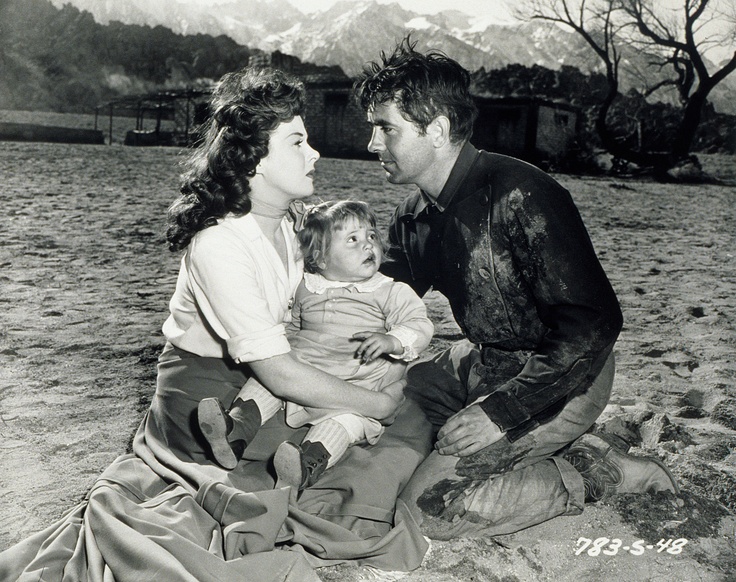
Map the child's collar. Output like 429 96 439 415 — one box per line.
303 271 392 294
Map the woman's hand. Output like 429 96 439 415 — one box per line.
377 378 406 425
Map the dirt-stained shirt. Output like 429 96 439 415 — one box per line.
162 213 303 363
382 142 623 441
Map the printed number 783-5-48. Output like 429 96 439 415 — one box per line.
575 537 688 556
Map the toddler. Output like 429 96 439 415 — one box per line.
198 200 433 494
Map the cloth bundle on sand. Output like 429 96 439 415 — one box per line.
0 364 433 582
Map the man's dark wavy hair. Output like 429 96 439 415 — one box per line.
353 36 477 143
166 67 306 251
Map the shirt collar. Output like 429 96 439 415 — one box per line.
303 271 393 294
416 141 480 216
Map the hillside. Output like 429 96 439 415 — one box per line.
0 0 343 112
45 0 736 116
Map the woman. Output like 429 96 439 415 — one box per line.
153 67 404 470
0 68 432 581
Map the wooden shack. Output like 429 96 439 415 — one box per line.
471 97 579 166
303 76 372 159
95 89 210 146
303 78 579 164
102 76 579 165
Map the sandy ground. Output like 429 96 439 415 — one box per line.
1 132 735 581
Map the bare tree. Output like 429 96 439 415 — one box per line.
519 0 736 176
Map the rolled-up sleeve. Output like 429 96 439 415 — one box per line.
226 324 290 364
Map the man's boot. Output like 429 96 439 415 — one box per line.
198 397 261 470
564 433 679 502
273 440 331 495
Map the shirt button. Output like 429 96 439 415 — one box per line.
479 268 491 280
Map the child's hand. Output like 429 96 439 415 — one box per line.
352 332 402 364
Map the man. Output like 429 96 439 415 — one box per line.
354 38 679 539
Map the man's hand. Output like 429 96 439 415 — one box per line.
352 331 402 363
435 404 505 456
377 378 406 425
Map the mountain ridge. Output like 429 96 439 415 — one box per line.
44 0 736 114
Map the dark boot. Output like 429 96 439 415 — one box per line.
274 440 331 494
564 433 679 502
198 397 261 470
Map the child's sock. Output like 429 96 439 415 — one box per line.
304 419 351 468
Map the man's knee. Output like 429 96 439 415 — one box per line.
405 343 481 427
402 455 583 539
400 451 463 512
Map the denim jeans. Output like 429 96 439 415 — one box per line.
400 340 614 539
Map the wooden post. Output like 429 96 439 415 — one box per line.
185 93 191 145
108 104 113 145
156 94 163 134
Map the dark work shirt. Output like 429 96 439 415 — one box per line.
382 142 623 440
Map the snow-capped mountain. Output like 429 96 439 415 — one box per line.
47 0 734 113
48 0 305 45
260 1 600 77
46 0 595 76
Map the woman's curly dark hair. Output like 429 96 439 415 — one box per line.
166 67 306 251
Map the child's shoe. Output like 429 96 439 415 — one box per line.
274 440 331 495
198 397 260 469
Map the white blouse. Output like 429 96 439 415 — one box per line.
162 213 303 363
